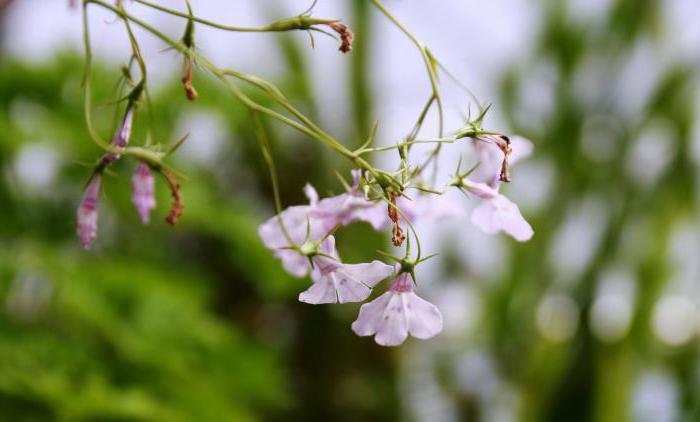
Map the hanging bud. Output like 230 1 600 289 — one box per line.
76 175 102 249
328 22 353 53
131 163 156 224
181 2 198 101
387 192 405 247
182 57 198 101
101 105 135 167
163 171 184 226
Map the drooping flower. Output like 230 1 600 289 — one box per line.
472 135 533 187
258 204 329 277
462 180 533 241
352 272 443 346
76 175 102 249
131 162 156 224
299 237 394 304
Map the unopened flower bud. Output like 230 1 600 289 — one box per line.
76 175 101 249
102 106 135 166
132 163 156 224
387 192 405 246
182 58 198 102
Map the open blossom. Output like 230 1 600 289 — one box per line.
131 162 156 224
258 204 329 277
463 180 533 241
394 192 465 225
299 237 394 304
76 175 101 249
352 272 443 346
306 170 386 231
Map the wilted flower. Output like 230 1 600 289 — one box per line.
352 272 443 346
131 162 156 224
328 22 353 53
299 237 394 304
463 180 533 241
76 175 102 249
472 135 533 187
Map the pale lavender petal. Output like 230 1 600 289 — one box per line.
471 195 533 241
405 292 443 339
258 205 325 249
397 193 465 223
351 292 392 336
471 136 504 184
76 176 101 249
277 250 310 278
462 180 499 200
350 169 362 189
299 273 339 304
303 183 319 206
131 163 156 224
341 261 394 288
333 272 372 303
373 294 410 346
510 135 534 164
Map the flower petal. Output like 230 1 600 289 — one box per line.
277 250 310 278
351 292 392 336
471 195 533 241
341 261 394 288
299 274 339 304
405 292 443 339
303 183 319 206
373 294 410 346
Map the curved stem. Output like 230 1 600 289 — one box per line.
81 1 109 150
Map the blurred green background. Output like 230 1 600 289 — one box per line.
0 0 699 421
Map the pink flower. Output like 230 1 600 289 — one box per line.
258 204 329 277
76 175 101 249
351 272 443 346
394 192 465 225
307 170 386 230
472 135 533 187
131 163 156 224
299 237 394 304
463 180 533 241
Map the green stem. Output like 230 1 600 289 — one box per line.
133 0 336 33
87 0 388 185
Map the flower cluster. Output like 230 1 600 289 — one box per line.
259 137 534 346
76 0 535 348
